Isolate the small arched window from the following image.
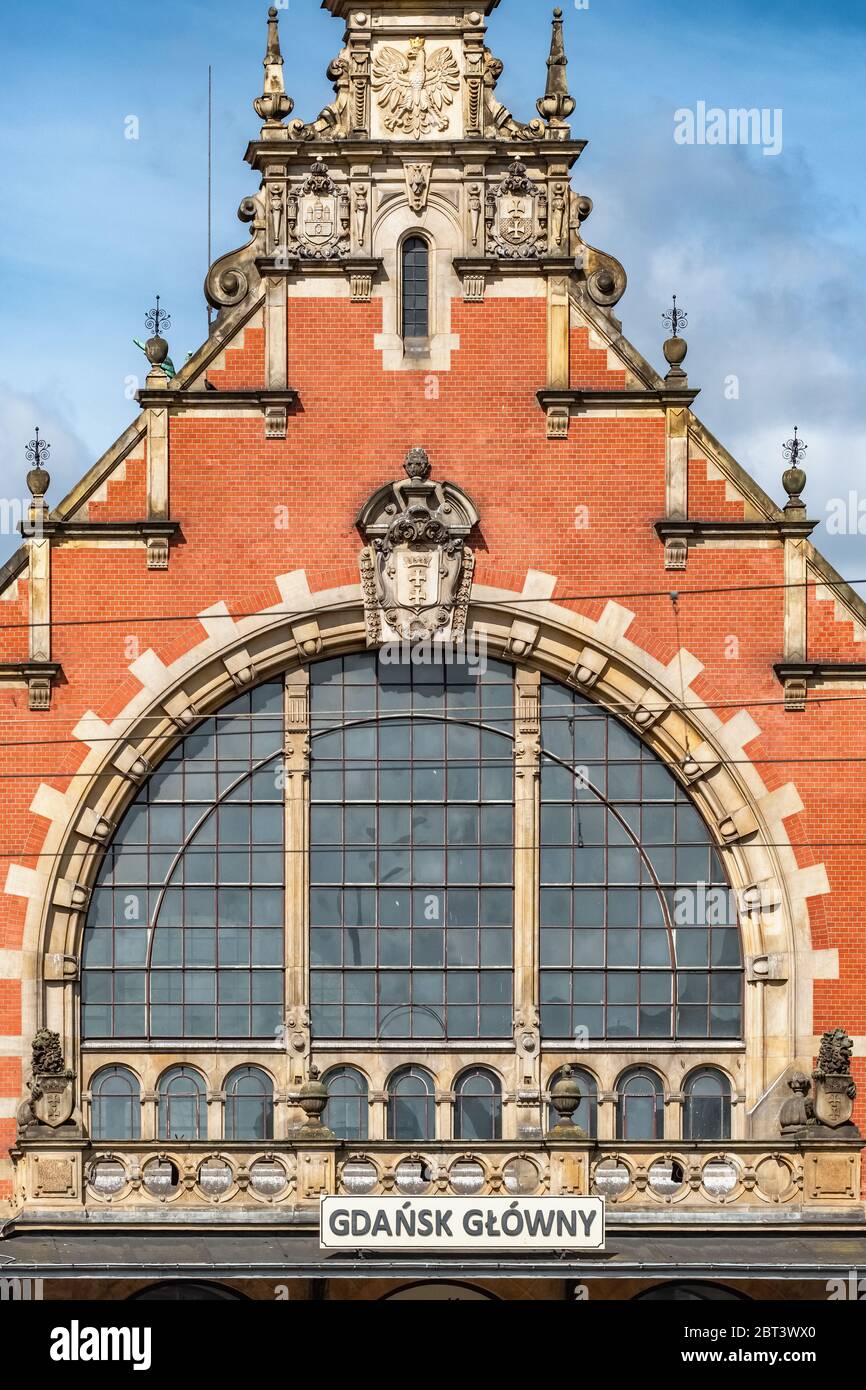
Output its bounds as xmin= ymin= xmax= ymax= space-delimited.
xmin=388 ymin=1066 xmax=435 ymax=1142
xmin=158 ymin=1066 xmax=206 ymax=1141
xmin=324 ymin=1067 xmax=369 ymax=1141
xmin=616 ymin=1068 xmax=664 ymax=1141
xmin=91 ymin=1066 xmax=141 ymax=1141
xmin=402 ymin=236 xmax=430 ymax=340
xmin=454 ymin=1069 xmax=502 ymax=1142
xmin=546 ymin=1066 xmax=598 ymax=1138
xmin=684 ymin=1068 xmax=731 ymax=1141
xmin=224 ymin=1066 xmax=274 ymax=1141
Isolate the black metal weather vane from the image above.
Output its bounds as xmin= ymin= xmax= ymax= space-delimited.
xmin=662 ymin=295 xmax=688 ymax=338
xmin=145 ymin=295 xmax=171 ymax=338
xmin=25 ymin=427 xmax=50 ymax=470
xmin=783 ymin=426 xmax=807 ymax=468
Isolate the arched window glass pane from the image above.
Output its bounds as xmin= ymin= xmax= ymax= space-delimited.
xmin=684 ymin=1068 xmax=731 ymax=1141
xmin=539 ymin=680 xmax=743 ymax=1041
xmin=617 ymin=1069 xmax=663 ymax=1142
xmin=158 ymin=1066 xmax=206 ymax=1141
xmin=388 ymin=1067 xmax=435 ymax=1141
xmin=325 ymin=1067 xmax=369 ymax=1141
xmin=225 ymin=1067 xmax=274 ymax=1141
xmin=310 ymin=654 xmax=514 ymax=1041
xmin=91 ymin=1067 xmax=141 ymax=1141
xmin=81 ymin=683 xmax=285 ymax=1041
xmin=402 ymin=236 xmax=429 ymax=338
xmin=546 ymin=1067 xmax=598 ymax=1138
xmin=455 ymin=1069 xmax=502 ymax=1142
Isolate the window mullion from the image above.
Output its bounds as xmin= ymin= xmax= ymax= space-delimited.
xmin=513 ymin=666 xmax=542 ymax=1123
xmin=285 ymin=668 xmax=311 ymax=1109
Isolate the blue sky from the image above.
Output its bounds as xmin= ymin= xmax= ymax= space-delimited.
xmin=1 ymin=0 xmax=865 ymax=586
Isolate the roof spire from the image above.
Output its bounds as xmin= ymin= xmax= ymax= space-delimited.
xmin=537 ymin=8 xmax=576 ymax=126
xmin=253 ymin=7 xmax=294 ymax=132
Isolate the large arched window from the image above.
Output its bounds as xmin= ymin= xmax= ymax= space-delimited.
xmin=158 ymin=1066 xmax=207 ymax=1141
xmin=81 ymin=684 xmax=285 ymax=1041
xmin=224 ymin=1066 xmax=274 ymax=1141
xmin=539 ymin=681 xmax=742 ymax=1041
xmin=454 ymin=1068 xmax=502 ymax=1141
xmin=388 ymin=1066 xmax=435 ymax=1142
xmin=616 ymin=1068 xmax=664 ymax=1141
xmin=310 ymin=654 xmax=514 ymax=1041
xmin=401 ymin=235 xmax=430 ymax=339
xmin=546 ymin=1066 xmax=598 ymax=1138
xmin=324 ymin=1066 xmax=369 ymax=1141
xmin=90 ymin=1066 xmax=141 ymax=1141
xmin=684 ymin=1068 xmax=732 ymax=1141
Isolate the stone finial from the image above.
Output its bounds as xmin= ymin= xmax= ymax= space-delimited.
xmin=254 ymin=6 xmax=295 ymax=130
xmin=782 ymin=427 xmax=808 ymax=514
xmin=298 ymin=1064 xmax=335 ymax=1138
xmin=547 ymin=1064 xmax=587 ymax=1139
xmin=404 ymin=446 xmax=432 ymax=481
xmin=25 ymin=428 xmax=51 ymax=505
xmin=537 ymin=9 xmax=576 ymax=126
xmin=662 ymin=295 xmax=688 ymax=382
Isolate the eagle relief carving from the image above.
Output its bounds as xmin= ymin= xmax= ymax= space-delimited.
xmin=372 ymin=37 xmax=461 ymax=139
xmin=357 ymin=448 xmax=479 ymax=645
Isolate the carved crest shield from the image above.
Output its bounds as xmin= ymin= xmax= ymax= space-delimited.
xmin=487 ymin=159 xmax=548 ymax=259
xmin=813 ymin=1075 xmax=855 ymax=1129
xmin=357 ymin=448 xmax=479 ymax=645
xmin=31 ymin=1073 xmax=75 ymax=1129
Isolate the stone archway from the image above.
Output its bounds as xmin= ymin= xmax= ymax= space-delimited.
xmin=4 ymin=568 xmax=831 ymax=1120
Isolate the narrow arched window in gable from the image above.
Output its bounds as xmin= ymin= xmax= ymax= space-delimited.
xmin=402 ymin=235 xmax=430 ymax=340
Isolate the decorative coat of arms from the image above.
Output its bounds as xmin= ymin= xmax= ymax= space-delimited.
xmin=372 ymin=38 xmax=461 ymax=140
xmin=289 ymin=159 xmax=350 ymax=260
xmin=16 ymin=1028 xmax=77 ymax=1134
xmin=357 ymin=448 xmax=479 ymax=644
xmin=486 ymin=159 xmax=548 ymax=259
xmin=812 ymin=1028 xmax=859 ymax=1133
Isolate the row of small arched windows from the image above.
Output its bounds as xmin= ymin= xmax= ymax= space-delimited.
xmin=89 ymin=1064 xmax=732 ymax=1143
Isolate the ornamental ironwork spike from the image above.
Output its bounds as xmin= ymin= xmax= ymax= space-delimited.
xmin=662 ymin=294 xmax=688 ymax=338
xmin=145 ymin=295 xmax=171 ymax=338
xmin=24 ymin=427 xmax=50 ymax=471
xmin=783 ymin=426 xmax=807 ymax=468
xmin=537 ymin=8 xmax=576 ymax=125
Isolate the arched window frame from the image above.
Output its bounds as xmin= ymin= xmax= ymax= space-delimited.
xmin=323 ymin=1066 xmax=370 ymax=1142
xmin=224 ymin=1065 xmax=275 ymax=1141
xmin=157 ymin=1065 xmax=207 ymax=1141
xmin=453 ymin=1067 xmax=503 ymax=1142
xmin=683 ymin=1067 xmax=732 ymax=1141
xmin=399 ymin=231 xmax=432 ymax=343
xmin=387 ymin=1066 xmax=436 ymax=1142
xmin=616 ymin=1067 xmax=665 ymax=1142
xmin=90 ymin=1066 xmax=141 ymax=1141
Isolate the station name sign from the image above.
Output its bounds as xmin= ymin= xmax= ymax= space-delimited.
xmin=320 ymin=1197 xmax=605 ymax=1251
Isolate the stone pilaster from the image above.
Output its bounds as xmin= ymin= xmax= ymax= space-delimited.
xmin=145 ymin=365 xmax=170 ymax=569
xmin=664 ymin=407 xmax=689 ymax=570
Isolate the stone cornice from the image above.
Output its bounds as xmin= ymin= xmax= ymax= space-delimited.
xmin=16 ymin=520 xmax=182 ymax=544
xmin=656 ymin=519 xmax=818 ymax=544
xmin=245 ymin=139 xmax=587 ymax=168
xmin=457 ymin=256 xmax=578 ymax=277
xmin=775 ymin=661 xmax=866 ymax=686
xmin=538 ymin=386 xmax=701 ymax=412
xmin=136 ymin=388 xmax=299 ymax=411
